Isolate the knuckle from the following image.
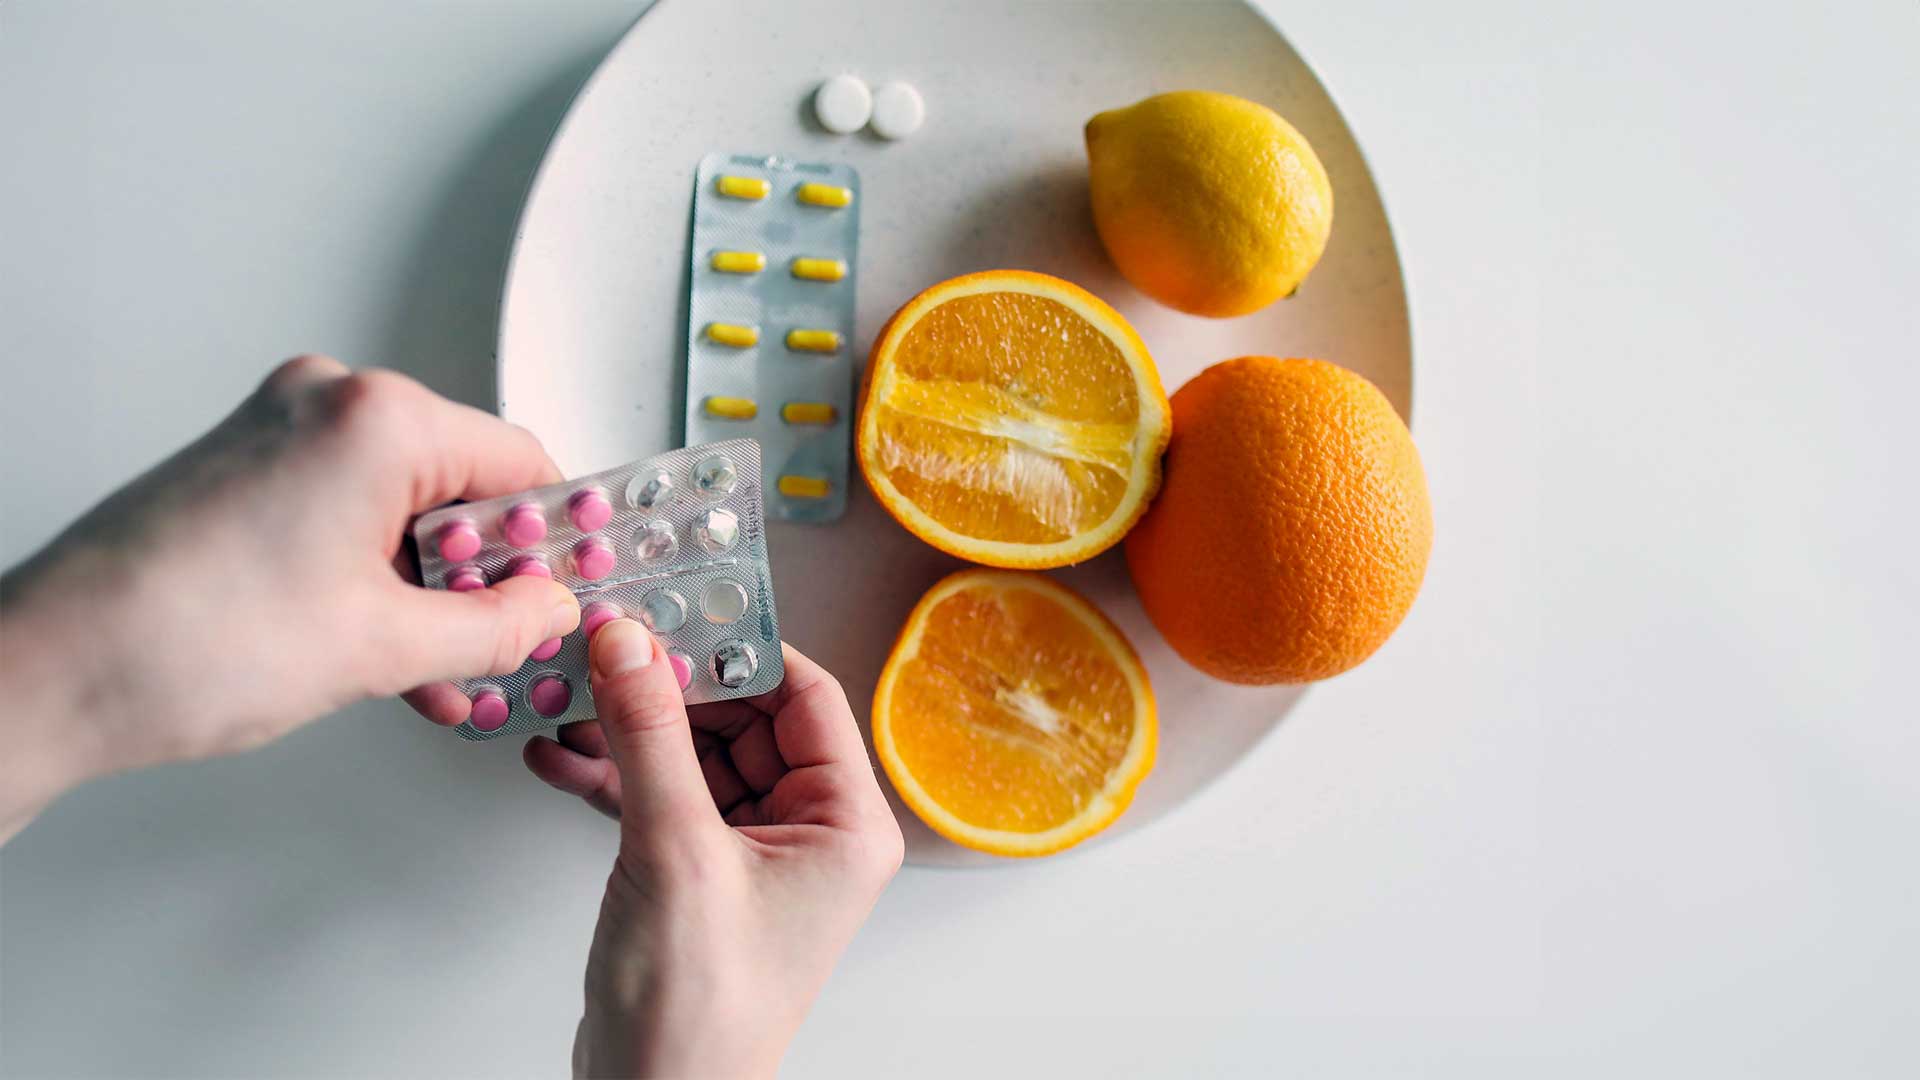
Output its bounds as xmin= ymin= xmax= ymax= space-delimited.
xmin=322 ymin=369 xmax=422 ymax=439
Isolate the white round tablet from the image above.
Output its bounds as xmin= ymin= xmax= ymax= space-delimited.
xmin=869 ymin=81 xmax=925 ymax=140
xmin=812 ymin=74 xmax=872 ymax=135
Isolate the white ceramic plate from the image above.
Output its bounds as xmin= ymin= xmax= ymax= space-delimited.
xmin=499 ymin=0 xmax=1410 ymax=866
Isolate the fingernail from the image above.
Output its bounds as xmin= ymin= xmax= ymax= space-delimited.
xmin=592 ymin=618 xmax=653 ymax=677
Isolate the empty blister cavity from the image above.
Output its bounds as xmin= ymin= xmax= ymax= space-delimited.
xmin=640 ymin=589 xmax=688 ymax=634
xmin=569 ymin=488 xmax=613 ymax=533
xmin=528 ymin=673 xmax=573 ymax=718
xmin=694 ymin=508 xmax=739 ymax=553
xmin=632 ymin=520 xmax=678 ymax=562
xmin=703 ymin=580 xmax=750 ymax=624
xmin=626 ymin=469 xmax=674 ymax=510
xmin=713 ymin=640 xmax=759 ymax=688
xmin=686 ymin=154 xmax=859 ymax=523
xmin=694 ymin=454 xmax=738 ymax=497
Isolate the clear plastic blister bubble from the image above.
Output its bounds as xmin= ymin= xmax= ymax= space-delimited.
xmin=411 ymin=438 xmax=784 ymax=741
xmin=684 ymin=152 xmax=860 ymax=524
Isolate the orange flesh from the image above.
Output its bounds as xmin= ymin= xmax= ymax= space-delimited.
xmin=887 ymin=582 xmax=1138 ymax=832
xmin=867 ymin=292 xmax=1144 ymax=545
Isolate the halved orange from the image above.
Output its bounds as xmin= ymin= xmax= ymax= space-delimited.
xmin=857 ymin=270 xmax=1171 ymax=568
xmin=872 ymin=569 xmax=1157 ymax=857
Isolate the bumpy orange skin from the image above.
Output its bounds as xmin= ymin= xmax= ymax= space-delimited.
xmin=1124 ymin=357 xmax=1431 ymax=684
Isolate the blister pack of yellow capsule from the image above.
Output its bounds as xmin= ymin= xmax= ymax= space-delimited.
xmin=684 ymin=153 xmax=861 ymax=523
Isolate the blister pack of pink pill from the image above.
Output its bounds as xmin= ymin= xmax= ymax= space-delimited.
xmin=411 ymin=438 xmax=783 ymax=741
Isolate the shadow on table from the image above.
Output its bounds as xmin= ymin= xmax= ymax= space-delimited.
xmin=376 ymin=43 xmax=611 ymax=411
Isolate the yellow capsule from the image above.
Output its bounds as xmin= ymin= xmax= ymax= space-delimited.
xmin=781 ymin=402 xmax=838 ymax=425
xmin=705 ymin=322 xmax=759 ymax=348
xmin=785 ymin=329 xmax=842 ymax=353
xmin=711 ymin=250 xmax=766 ymax=274
xmin=778 ymin=475 xmax=832 ymax=499
xmin=790 ymin=257 xmax=847 ymax=282
xmin=795 ymin=182 xmax=853 ymax=208
xmin=702 ymin=396 xmax=758 ymax=420
xmin=715 ymin=175 xmax=770 ymax=200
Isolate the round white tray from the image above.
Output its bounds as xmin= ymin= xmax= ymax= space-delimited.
xmin=499 ymin=0 xmax=1411 ymax=866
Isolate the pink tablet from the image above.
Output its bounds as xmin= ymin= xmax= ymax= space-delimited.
xmin=667 ymin=652 xmax=694 ymax=691
xmin=507 ymin=554 xmax=552 ymax=579
xmin=445 ymin=565 xmax=486 ymax=592
xmin=573 ymin=536 xmax=616 ymax=581
xmin=469 ymin=689 xmax=509 ymax=732
xmin=568 ymin=487 xmax=613 ymax=533
xmin=435 ymin=520 xmax=482 ymax=563
xmin=501 ymin=502 xmax=547 ymax=548
xmin=581 ymin=601 xmax=623 ymax=639
xmin=528 ymin=674 xmax=572 ymax=718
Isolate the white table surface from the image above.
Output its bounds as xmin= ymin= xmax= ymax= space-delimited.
xmin=2 ymin=1 xmax=1915 ymax=1076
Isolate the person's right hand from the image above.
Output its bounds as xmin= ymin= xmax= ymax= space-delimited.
xmin=523 ymin=619 xmax=903 ymax=1079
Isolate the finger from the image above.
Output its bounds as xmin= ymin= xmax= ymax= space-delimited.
xmin=724 ymin=798 xmax=767 ymax=829
xmin=557 ymin=719 xmax=610 ymax=759
xmin=381 ymin=575 xmax=580 ymax=686
xmin=758 ymin=644 xmax=871 ymax=771
xmin=523 ymin=737 xmax=623 ymax=820
xmin=685 ymin=699 xmax=768 ymax=739
xmin=697 ymin=742 xmax=754 ymax=815
xmin=588 ymin=618 xmax=719 ymax=832
xmin=726 ymin=715 xmax=787 ymax=795
xmin=401 ymin=682 xmax=470 ymax=726
xmin=261 ymin=353 xmax=350 ymax=399
xmin=416 ymin=398 xmax=566 ymax=507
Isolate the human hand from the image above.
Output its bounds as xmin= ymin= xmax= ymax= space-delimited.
xmin=523 ymin=620 xmax=904 ymax=1079
xmin=0 ymin=355 xmax=581 ymax=832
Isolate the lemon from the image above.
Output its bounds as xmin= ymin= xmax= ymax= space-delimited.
xmin=1085 ymin=90 xmax=1333 ymax=318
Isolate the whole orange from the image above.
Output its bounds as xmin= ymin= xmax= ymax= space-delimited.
xmin=1124 ymin=357 xmax=1431 ymax=684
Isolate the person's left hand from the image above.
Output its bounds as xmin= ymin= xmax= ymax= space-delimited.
xmin=0 ymin=355 xmax=581 ymax=831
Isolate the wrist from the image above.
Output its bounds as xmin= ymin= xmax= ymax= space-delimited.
xmin=0 ymin=553 xmax=123 ymax=838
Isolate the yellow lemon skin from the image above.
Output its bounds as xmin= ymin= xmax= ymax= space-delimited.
xmin=1085 ymin=90 xmax=1334 ymax=318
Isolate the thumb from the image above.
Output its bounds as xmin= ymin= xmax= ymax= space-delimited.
xmin=588 ymin=618 xmax=718 ymax=833
xmin=390 ymin=575 xmax=580 ymax=682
